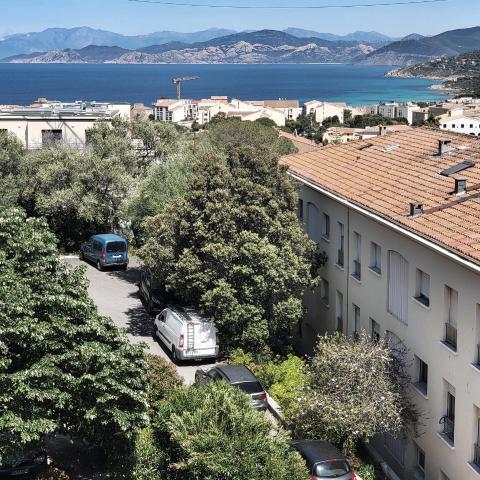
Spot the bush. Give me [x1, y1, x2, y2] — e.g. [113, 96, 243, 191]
[35, 466, 70, 480]
[355, 464, 376, 480]
[147, 354, 183, 408]
[132, 428, 165, 480]
[230, 349, 308, 418]
[152, 382, 308, 480]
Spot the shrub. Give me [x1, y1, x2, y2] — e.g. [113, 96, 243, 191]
[152, 382, 308, 480]
[356, 464, 376, 480]
[132, 428, 165, 480]
[147, 354, 183, 408]
[35, 466, 70, 480]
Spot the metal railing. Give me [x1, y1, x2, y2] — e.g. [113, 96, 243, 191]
[474, 443, 480, 467]
[444, 323, 457, 351]
[337, 249, 344, 267]
[440, 416, 455, 443]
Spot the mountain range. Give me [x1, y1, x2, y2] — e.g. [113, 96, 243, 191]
[0, 26, 395, 59]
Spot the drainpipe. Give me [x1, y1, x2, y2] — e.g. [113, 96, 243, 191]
[345, 207, 351, 335]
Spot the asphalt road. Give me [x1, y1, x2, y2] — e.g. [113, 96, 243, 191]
[62, 255, 216, 384]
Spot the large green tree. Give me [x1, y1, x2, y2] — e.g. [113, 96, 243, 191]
[151, 382, 308, 480]
[141, 142, 315, 354]
[0, 208, 148, 462]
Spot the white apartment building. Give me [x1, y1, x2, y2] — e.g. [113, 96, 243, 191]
[0, 100, 130, 149]
[440, 115, 480, 136]
[369, 102, 420, 125]
[282, 128, 480, 480]
[304, 101, 346, 124]
[153, 99, 199, 123]
[245, 99, 302, 122]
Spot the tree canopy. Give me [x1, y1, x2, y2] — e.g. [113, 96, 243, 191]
[0, 208, 148, 462]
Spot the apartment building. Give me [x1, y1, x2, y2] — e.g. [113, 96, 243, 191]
[245, 99, 302, 121]
[440, 115, 480, 136]
[304, 101, 346, 124]
[369, 102, 420, 125]
[282, 127, 480, 480]
[0, 100, 129, 149]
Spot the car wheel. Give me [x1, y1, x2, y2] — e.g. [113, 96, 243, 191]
[96, 260, 103, 271]
[172, 346, 178, 363]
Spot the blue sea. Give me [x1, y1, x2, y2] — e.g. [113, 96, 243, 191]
[0, 63, 445, 107]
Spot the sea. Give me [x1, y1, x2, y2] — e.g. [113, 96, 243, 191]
[0, 63, 445, 107]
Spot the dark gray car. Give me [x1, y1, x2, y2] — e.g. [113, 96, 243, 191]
[291, 440, 356, 480]
[0, 439, 47, 479]
[195, 364, 268, 411]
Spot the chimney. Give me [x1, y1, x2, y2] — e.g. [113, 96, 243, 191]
[379, 125, 388, 136]
[455, 177, 467, 195]
[438, 139, 453, 156]
[410, 202, 423, 217]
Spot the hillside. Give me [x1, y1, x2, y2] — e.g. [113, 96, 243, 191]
[2, 30, 376, 64]
[355, 26, 480, 66]
[387, 50, 480, 79]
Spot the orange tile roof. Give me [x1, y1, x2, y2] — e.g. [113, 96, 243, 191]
[281, 126, 480, 266]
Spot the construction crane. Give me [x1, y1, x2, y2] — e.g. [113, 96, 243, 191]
[172, 76, 200, 100]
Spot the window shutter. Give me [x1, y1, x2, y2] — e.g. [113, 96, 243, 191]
[388, 251, 409, 324]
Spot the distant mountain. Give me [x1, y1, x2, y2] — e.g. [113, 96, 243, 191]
[387, 49, 480, 79]
[0, 27, 237, 58]
[356, 26, 480, 66]
[400, 33, 425, 41]
[3, 29, 376, 64]
[283, 28, 394, 44]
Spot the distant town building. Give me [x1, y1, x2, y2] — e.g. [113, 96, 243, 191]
[323, 124, 413, 144]
[368, 102, 420, 125]
[440, 114, 480, 136]
[131, 103, 153, 120]
[0, 100, 130, 149]
[304, 101, 346, 124]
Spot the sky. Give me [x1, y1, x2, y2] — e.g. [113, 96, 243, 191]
[0, 0, 478, 38]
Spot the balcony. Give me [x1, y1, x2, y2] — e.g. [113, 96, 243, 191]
[474, 443, 480, 468]
[352, 259, 361, 281]
[337, 249, 344, 268]
[440, 416, 455, 443]
[444, 323, 457, 351]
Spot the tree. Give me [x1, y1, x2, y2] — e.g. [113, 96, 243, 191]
[0, 132, 25, 208]
[151, 382, 308, 480]
[322, 115, 341, 128]
[283, 114, 324, 144]
[0, 208, 148, 463]
[292, 332, 418, 455]
[140, 146, 315, 354]
[255, 117, 277, 128]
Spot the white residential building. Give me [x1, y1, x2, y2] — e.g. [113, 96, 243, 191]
[0, 100, 130, 149]
[282, 128, 480, 480]
[440, 115, 480, 136]
[304, 101, 346, 124]
[369, 102, 420, 125]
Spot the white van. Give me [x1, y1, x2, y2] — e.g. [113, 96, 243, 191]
[154, 306, 219, 362]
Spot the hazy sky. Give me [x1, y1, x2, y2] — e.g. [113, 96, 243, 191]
[1, 0, 478, 38]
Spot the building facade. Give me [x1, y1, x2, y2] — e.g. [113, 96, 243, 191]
[283, 128, 480, 480]
[304, 101, 346, 124]
[440, 115, 480, 136]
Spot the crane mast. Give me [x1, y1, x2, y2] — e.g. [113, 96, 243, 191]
[172, 76, 200, 100]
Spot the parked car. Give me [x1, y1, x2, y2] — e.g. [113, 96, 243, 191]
[80, 234, 128, 271]
[139, 267, 170, 314]
[0, 439, 47, 478]
[195, 364, 268, 411]
[290, 440, 356, 480]
[154, 306, 219, 362]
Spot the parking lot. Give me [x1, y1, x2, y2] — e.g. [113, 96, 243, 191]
[62, 255, 216, 384]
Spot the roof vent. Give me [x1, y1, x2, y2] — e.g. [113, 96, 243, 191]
[379, 125, 388, 136]
[455, 177, 467, 195]
[410, 203, 423, 218]
[440, 160, 475, 176]
[383, 144, 400, 153]
[438, 139, 454, 156]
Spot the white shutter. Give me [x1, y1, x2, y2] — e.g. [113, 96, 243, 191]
[388, 251, 409, 324]
[306, 202, 320, 243]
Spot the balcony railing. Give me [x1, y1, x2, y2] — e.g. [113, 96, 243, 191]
[337, 249, 344, 267]
[474, 443, 480, 468]
[444, 323, 457, 351]
[440, 416, 455, 443]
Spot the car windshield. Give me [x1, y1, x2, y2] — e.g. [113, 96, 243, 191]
[106, 241, 126, 252]
[236, 381, 263, 395]
[314, 460, 350, 478]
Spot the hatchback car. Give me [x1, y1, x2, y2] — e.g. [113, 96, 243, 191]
[195, 364, 268, 411]
[0, 440, 47, 478]
[80, 234, 128, 271]
[290, 440, 356, 480]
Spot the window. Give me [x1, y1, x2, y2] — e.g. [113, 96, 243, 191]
[388, 251, 409, 324]
[473, 409, 480, 467]
[370, 318, 380, 342]
[476, 304, 480, 366]
[352, 304, 360, 335]
[321, 212, 330, 239]
[335, 291, 344, 332]
[440, 382, 455, 444]
[297, 198, 304, 220]
[444, 286, 458, 351]
[384, 433, 406, 466]
[306, 202, 320, 243]
[320, 278, 329, 306]
[443, 124, 447, 128]
[337, 222, 344, 267]
[352, 232, 361, 280]
[42, 129, 63, 147]
[451, 124, 456, 128]
[415, 445, 425, 477]
[461, 124, 465, 128]
[415, 269, 430, 307]
[414, 356, 428, 395]
[369, 242, 381, 274]
[471, 124, 474, 128]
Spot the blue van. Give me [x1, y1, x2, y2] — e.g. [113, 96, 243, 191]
[80, 234, 129, 271]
